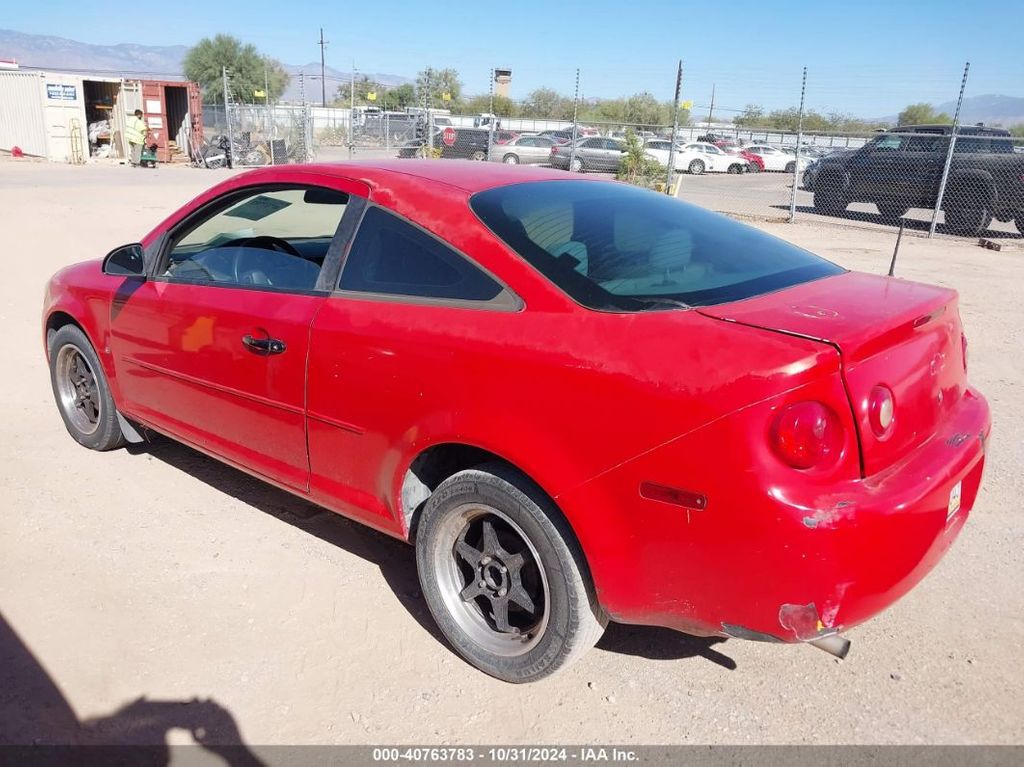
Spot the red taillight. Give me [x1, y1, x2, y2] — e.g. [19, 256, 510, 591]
[550, 146, 557, 155]
[867, 385, 895, 439]
[770, 401, 844, 469]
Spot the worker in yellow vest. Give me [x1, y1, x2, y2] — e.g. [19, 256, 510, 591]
[125, 109, 148, 167]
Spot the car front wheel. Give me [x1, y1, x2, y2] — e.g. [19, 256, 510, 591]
[688, 159, 705, 175]
[416, 463, 607, 683]
[502, 154, 519, 164]
[569, 157, 583, 172]
[49, 324, 125, 451]
[813, 175, 848, 215]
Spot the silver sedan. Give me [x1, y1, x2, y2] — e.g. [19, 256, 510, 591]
[489, 135, 557, 165]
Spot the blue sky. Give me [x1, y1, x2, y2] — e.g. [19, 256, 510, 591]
[9, 0, 1022, 116]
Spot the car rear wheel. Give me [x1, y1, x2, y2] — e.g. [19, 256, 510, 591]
[878, 203, 909, 221]
[502, 154, 519, 164]
[569, 157, 584, 173]
[688, 159, 705, 175]
[813, 175, 848, 215]
[470, 150, 487, 162]
[416, 463, 607, 683]
[784, 161, 797, 173]
[748, 162, 761, 173]
[49, 324, 125, 451]
[945, 186, 994, 236]
[727, 163, 743, 174]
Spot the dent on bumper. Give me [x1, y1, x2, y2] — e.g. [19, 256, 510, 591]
[569, 387, 991, 644]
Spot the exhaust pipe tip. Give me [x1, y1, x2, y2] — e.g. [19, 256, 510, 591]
[808, 634, 851, 660]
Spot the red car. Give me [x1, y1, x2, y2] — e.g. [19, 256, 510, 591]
[716, 140, 765, 172]
[43, 161, 990, 683]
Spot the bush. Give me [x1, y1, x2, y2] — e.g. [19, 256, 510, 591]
[616, 130, 665, 188]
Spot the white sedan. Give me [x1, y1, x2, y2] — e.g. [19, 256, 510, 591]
[644, 140, 748, 174]
[743, 144, 813, 173]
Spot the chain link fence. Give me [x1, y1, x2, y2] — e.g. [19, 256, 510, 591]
[202, 63, 1023, 242]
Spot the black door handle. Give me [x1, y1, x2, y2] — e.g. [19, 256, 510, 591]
[242, 334, 286, 355]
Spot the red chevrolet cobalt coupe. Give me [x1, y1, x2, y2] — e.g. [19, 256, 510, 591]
[43, 161, 990, 682]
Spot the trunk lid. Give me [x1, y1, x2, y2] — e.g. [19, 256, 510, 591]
[699, 272, 967, 476]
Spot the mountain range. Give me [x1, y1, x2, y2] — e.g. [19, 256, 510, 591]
[0, 28, 409, 103]
[3, 28, 1023, 123]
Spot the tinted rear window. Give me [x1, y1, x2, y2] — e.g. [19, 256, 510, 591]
[470, 181, 844, 310]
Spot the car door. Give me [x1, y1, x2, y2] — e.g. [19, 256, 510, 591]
[109, 180, 361, 491]
[304, 204, 521, 528]
[847, 134, 904, 199]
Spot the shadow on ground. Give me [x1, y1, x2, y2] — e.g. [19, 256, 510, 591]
[129, 438, 737, 672]
[0, 611, 264, 764]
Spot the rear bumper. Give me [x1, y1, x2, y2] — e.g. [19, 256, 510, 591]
[561, 386, 991, 643]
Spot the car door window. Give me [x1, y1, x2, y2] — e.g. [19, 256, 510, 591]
[582, 138, 602, 149]
[518, 137, 535, 147]
[339, 206, 503, 301]
[164, 186, 347, 291]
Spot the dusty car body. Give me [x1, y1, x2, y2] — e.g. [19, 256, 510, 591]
[43, 161, 990, 682]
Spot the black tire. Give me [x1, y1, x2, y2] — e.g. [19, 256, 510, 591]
[784, 161, 797, 173]
[878, 203, 909, 221]
[416, 463, 607, 683]
[748, 162, 761, 173]
[48, 324, 125, 451]
[727, 163, 743, 174]
[945, 188, 994, 236]
[813, 175, 848, 215]
[502, 154, 519, 165]
[470, 150, 487, 162]
[688, 159, 705, 175]
[569, 156, 584, 173]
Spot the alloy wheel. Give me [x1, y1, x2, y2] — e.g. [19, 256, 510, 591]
[55, 344, 101, 436]
[432, 503, 549, 656]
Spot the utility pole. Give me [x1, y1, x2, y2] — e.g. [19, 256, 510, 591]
[666, 59, 683, 194]
[318, 28, 328, 107]
[568, 68, 580, 172]
[705, 83, 716, 129]
[789, 67, 807, 223]
[349, 63, 355, 159]
[222, 66, 234, 169]
[929, 61, 971, 238]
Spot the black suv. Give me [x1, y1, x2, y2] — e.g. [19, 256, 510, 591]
[811, 124, 1024, 235]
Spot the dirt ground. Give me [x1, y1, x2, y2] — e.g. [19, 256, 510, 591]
[2, 160, 1022, 750]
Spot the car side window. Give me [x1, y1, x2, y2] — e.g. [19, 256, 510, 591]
[339, 207, 503, 301]
[163, 186, 348, 291]
[582, 138, 601, 148]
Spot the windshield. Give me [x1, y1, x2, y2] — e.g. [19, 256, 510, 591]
[470, 181, 844, 311]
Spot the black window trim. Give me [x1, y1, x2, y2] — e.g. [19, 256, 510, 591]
[152, 182, 358, 296]
[331, 201, 523, 312]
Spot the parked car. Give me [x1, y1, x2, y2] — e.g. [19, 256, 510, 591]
[676, 142, 750, 174]
[490, 134, 557, 165]
[493, 130, 520, 145]
[44, 161, 990, 682]
[549, 136, 626, 172]
[743, 144, 813, 173]
[721, 145, 765, 172]
[811, 124, 1024, 233]
[643, 139, 722, 173]
[398, 127, 491, 161]
[537, 129, 575, 144]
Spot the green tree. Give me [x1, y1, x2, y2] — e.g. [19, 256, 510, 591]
[415, 67, 463, 109]
[521, 88, 573, 120]
[383, 83, 416, 110]
[461, 94, 517, 117]
[183, 34, 289, 104]
[616, 129, 665, 188]
[1009, 124, 1024, 138]
[897, 103, 952, 126]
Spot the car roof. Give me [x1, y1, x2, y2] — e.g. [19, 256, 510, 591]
[894, 123, 1010, 136]
[237, 159, 578, 194]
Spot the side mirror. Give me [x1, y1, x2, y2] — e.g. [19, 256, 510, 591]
[103, 243, 146, 277]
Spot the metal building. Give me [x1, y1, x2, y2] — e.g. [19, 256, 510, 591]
[0, 68, 202, 164]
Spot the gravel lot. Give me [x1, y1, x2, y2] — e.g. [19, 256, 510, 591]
[2, 160, 1022, 750]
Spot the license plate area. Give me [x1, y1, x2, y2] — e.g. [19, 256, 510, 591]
[947, 480, 962, 521]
